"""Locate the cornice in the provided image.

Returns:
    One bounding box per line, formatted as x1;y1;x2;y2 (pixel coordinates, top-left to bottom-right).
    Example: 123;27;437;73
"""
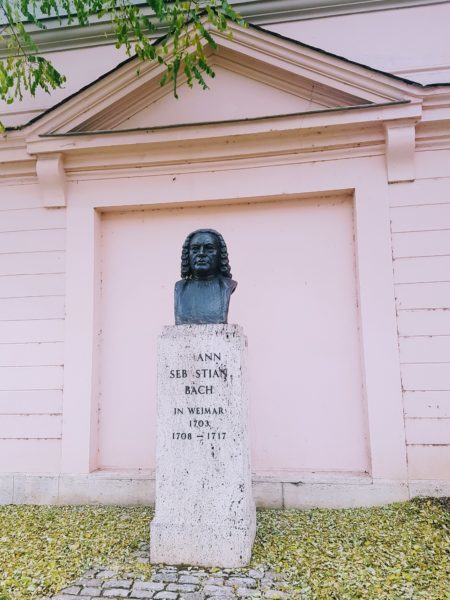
0;115;384;184
26;101;419;153
19;102;416;192
4;103;450;186
0;0;447;54
416;120;450;150
0;161;37;184
233;0;450;22
62;145;385;183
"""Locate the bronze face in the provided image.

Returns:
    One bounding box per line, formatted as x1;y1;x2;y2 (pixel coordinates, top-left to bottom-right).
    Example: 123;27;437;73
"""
188;232;220;280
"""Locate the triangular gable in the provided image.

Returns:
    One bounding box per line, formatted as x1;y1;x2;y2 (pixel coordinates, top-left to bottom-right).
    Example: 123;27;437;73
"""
24;20;423;138
77;55;367;133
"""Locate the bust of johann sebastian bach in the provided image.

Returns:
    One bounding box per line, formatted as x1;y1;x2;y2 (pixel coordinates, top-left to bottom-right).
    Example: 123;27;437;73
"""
175;229;237;325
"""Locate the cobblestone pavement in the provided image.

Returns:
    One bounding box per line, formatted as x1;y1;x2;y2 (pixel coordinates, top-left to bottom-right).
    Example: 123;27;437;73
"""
51;543;289;600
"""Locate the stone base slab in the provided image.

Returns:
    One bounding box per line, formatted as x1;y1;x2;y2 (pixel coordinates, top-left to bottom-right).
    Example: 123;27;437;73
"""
150;518;256;567
1;472;449;506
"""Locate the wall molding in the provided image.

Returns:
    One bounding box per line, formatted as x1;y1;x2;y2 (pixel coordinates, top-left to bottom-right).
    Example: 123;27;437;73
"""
0;0;447;54
2;472;448;507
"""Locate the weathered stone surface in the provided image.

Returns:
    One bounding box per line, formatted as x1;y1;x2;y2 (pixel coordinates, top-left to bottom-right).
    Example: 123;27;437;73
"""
79;587;101;596
236;589;262;597
79;578;101;586
205;577;224;585
248;570;264;580
82;569;99;578
179;575;200;584
166;583;197;592
154;592;178;599
96;569;117;578
59;587;81;595
225;578;256;588
102;588;130;597
152;573;177;583
103;579;132;588
133;581;165;591
150;325;256;567
204;585;234;595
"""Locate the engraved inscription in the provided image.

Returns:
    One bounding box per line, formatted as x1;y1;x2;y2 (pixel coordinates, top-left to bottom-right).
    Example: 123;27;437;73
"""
170;369;188;378
185;385;213;395
194;352;221;361
168;350;228;444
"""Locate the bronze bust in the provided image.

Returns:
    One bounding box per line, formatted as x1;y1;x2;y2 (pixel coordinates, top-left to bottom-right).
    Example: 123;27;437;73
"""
175;229;237;325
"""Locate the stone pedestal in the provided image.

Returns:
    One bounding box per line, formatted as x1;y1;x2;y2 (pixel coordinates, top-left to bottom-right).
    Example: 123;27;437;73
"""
150;324;256;567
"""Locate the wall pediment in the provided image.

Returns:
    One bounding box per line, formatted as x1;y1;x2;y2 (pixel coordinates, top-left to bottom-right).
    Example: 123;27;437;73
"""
26;21;419;138
69;51;368;133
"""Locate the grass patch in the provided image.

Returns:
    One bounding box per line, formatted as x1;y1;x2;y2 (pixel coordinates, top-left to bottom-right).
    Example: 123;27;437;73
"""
253;498;450;599
0;498;448;599
0;505;154;599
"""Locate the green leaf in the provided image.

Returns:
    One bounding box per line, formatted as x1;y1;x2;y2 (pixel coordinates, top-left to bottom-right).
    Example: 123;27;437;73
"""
0;0;248;131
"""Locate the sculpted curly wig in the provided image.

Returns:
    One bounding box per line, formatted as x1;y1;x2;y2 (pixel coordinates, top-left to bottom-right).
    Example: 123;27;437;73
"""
180;229;232;279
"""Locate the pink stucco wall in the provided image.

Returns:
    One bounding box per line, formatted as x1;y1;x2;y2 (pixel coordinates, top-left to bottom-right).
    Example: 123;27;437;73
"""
389;178;450;479
269;3;450;84
0;2;449;504
0;185;65;472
